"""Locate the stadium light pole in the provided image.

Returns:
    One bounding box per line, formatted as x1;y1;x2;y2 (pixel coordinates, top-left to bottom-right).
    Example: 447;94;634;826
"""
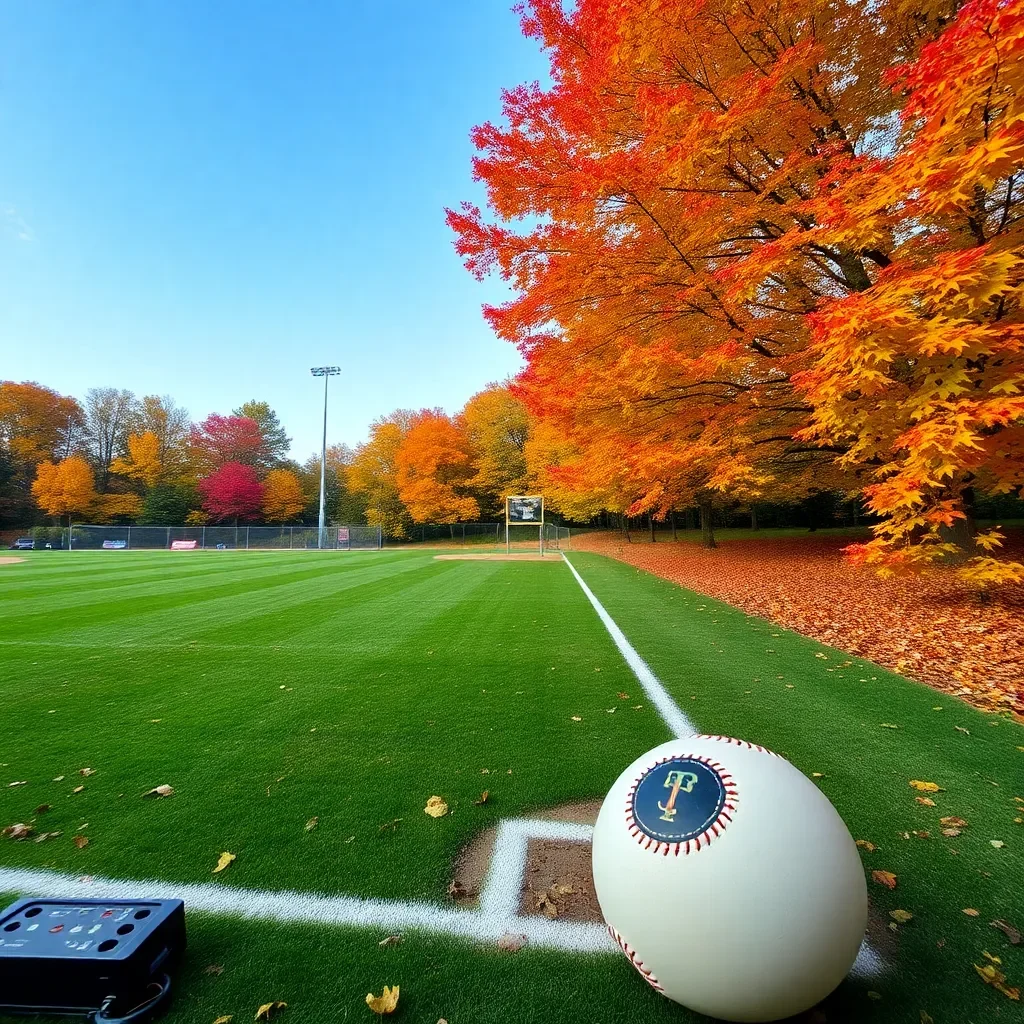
310;366;341;549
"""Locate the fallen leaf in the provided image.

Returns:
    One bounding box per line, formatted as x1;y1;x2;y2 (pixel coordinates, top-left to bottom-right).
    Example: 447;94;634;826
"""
983;951;1002;964
940;816;967;828
872;870;898;890
963;908;980;916
473;791;489;806
424;796;448;818
378;935;402;948
254;1002;287;1021
8;781;27;788
811;772;825;778
991;919;1022;945
920;1012;934;1024
73;835;89;849
974;962;1020;1000
942;828;962;837
617;692;629;700
34;804;51;815
72;786;85;794
570;716;581;722
890;910;913;924
304;817;319;831
142;785;175;799
867;991;882;1000
213;852;236;874
204;964;225;976
2;823;34;840
856;840;877;852
213;1017;233;1024
910;780;943;793
955;726;970;735
496;932;527;952
34;831;62;843
990;840;1005;849
365;986;399;1015
912;830;931;839
880;723;900;729
447;879;468;899
52;776;65;782
79;768;96;777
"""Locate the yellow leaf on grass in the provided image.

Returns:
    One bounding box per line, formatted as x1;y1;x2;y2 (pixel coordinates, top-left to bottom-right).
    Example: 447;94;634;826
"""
213;852;236;874
963;908;980;916
991;840;1005;849
920;1012;934;1024
856;840;876;852
915;797;936;807
890;910;913;924
254;1002;287;1021
910;780;943;793
305;817;319;831
213;1016;233;1024
974;963;1020;1000
365;986;399;1015
424;796;448;818
73;835;89;849
142;785;175;799
940;816;967;827
872;870;898;890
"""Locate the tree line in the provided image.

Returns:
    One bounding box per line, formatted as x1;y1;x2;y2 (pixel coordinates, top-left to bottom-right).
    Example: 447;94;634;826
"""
0;380;573;537
447;0;1024;584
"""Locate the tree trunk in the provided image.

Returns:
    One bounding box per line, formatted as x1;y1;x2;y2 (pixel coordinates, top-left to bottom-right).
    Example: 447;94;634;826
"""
670;510;677;541
623;514;632;544
751;504;759;531
700;499;717;549
938;486;978;561
649;514;656;542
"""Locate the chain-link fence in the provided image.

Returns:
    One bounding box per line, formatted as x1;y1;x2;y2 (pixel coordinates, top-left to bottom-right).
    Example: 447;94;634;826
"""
68;524;382;551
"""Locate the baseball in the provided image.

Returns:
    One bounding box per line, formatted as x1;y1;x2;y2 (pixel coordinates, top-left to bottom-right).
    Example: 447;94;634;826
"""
592;735;868;1022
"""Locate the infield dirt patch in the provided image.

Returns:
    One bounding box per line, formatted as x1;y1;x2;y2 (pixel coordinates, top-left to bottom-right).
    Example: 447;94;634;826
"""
0;557;25;565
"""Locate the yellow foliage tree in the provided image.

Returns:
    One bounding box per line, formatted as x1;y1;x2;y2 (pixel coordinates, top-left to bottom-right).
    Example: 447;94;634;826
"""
31;456;96;528
348;414;413;538
111;431;163;488
462;385;530;513
262;468;307;522
91;493;143;524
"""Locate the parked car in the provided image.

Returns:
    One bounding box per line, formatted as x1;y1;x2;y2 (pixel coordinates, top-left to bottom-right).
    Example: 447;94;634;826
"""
10;537;34;550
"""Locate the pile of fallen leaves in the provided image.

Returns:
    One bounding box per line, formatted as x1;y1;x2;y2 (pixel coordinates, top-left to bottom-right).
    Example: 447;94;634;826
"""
573;531;1024;717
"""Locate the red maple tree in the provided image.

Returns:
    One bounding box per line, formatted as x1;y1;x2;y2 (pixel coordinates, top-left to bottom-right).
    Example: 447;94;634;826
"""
197;462;264;523
190;415;266;473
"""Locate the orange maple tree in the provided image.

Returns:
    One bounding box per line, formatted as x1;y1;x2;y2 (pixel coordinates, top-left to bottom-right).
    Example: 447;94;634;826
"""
395;410;480;524
450;0;1023;578
111;431;164;488
31;456;96;528
262;468;307;522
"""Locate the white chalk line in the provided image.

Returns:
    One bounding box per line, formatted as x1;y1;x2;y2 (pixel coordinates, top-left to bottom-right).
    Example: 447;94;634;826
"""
560;552;884;980
561;553;695;738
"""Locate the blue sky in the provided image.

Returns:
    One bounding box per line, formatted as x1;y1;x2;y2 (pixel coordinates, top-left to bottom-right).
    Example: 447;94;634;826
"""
0;2;546;460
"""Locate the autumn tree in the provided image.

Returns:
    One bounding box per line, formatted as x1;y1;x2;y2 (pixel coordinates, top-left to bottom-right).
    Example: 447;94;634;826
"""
233;400;291;469
197;462;264;524
450;0;1023;570
190;415;265;474
138;395;191;481
84;388;140;490
395;410;480;524
462;385;530;513
348;413;414;538
262;468;306;522
92;493;143;524
0;382;85;467
31;456;96;529
111;431;164;488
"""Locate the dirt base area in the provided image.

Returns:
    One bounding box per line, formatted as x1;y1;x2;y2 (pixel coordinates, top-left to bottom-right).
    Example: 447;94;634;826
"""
572;531;1024;717
452;801;603;921
433;553;563;561
0;557;25;565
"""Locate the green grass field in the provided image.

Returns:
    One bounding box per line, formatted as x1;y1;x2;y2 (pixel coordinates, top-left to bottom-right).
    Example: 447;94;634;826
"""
1;550;1022;1023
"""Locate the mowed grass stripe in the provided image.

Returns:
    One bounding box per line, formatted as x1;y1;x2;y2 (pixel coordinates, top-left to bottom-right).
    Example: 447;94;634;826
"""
0;551;420;622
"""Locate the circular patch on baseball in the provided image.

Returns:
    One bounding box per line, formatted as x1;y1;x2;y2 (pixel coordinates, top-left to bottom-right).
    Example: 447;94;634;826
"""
629;756;727;844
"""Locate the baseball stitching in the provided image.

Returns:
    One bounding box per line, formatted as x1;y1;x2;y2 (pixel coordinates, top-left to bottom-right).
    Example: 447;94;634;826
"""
693;734;780;756
608;925;665;993
624;754;738;856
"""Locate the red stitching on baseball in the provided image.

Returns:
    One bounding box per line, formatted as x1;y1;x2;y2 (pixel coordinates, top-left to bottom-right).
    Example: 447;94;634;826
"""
694;733;780;756
624;753;738;855
608;925;665;993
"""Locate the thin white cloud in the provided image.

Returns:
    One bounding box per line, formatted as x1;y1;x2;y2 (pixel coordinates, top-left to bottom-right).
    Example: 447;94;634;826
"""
1;203;34;242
